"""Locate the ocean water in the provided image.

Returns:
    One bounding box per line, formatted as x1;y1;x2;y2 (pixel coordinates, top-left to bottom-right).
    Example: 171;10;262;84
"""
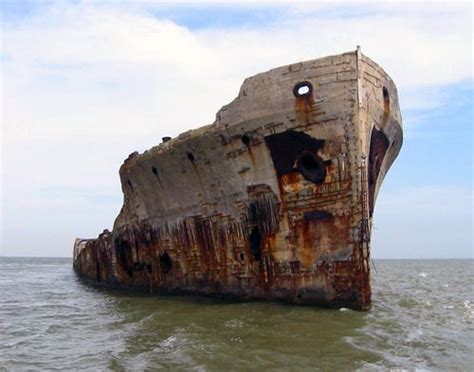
0;257;472;371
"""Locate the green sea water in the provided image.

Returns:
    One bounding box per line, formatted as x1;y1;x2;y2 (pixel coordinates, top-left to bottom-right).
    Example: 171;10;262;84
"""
0;257;472;371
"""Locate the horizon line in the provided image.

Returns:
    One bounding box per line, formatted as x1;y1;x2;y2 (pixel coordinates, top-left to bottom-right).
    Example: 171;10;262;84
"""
1;255;473;260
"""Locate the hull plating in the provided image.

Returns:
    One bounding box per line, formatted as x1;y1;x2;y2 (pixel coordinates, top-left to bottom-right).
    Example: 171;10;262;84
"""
73;49;402;310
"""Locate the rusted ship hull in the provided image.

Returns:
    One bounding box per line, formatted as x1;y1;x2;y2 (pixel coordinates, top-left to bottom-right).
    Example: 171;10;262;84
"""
73;48;402;310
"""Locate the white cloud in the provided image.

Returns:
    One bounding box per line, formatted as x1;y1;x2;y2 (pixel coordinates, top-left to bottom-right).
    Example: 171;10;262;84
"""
0;2;472;256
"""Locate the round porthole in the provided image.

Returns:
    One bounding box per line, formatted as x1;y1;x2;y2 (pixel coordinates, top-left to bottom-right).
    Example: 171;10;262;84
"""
293;81;313;98
296;151;326;183
241;134;251;146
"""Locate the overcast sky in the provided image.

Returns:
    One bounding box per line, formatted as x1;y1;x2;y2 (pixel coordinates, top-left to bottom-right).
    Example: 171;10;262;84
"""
1;1;472;258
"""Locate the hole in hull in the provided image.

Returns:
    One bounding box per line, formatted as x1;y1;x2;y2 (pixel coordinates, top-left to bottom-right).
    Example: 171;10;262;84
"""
264;130;325;176
297;151;326;183
368;127;389;216
115;238;133;277
293;81;313;98
159;252;172;274
249;227;262;261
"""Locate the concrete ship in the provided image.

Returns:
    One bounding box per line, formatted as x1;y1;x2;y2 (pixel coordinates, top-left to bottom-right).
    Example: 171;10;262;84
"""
73;47;402;310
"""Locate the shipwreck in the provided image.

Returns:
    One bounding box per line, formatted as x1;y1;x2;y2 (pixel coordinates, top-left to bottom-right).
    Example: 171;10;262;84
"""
73;47;402;310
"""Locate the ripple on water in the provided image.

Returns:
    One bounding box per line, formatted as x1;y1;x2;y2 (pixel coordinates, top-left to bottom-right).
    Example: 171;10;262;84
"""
0;258;473;370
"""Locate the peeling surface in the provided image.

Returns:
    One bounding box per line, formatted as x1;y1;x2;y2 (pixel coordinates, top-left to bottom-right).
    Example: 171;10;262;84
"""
73;49;402;310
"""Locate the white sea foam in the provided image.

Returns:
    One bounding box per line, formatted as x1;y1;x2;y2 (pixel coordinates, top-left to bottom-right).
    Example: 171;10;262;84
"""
224;319;243;328
463;300;474;319
159;335;178;349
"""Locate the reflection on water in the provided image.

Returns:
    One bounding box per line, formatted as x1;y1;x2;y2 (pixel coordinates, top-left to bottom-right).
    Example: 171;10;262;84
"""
0;257;472;371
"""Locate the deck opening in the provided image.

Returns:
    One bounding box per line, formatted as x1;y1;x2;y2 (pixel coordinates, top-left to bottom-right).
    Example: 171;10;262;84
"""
293;81;313;98
159;252;172;274
249;227;262;261
297;151;326;183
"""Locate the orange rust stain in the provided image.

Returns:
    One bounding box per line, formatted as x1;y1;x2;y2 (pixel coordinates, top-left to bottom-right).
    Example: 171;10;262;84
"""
247;145;257;169
294;94;314;124
75;170;370;310
296;215;351;271
300;219;313;269
330;260;372;310
280;171;303;193
264;234;277;255
276;177;289;213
